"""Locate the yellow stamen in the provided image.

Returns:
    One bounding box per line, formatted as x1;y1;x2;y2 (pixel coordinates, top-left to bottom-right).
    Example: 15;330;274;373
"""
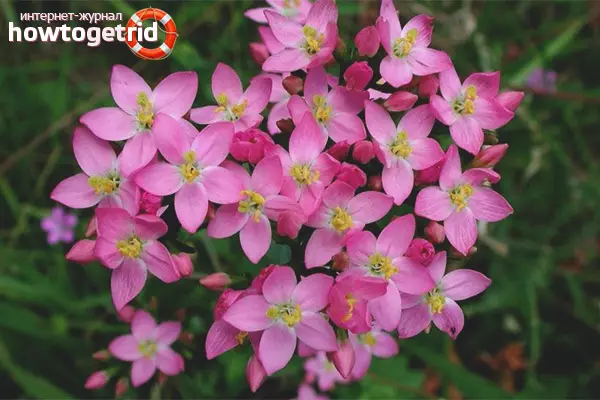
465;85;478;100
290;164;320;185
116;236;143;258
231;100;248;119
237;190;265;222
392;29;418;58
215;93;228;113
179;152;200;183
302;25;324;55
265;304;302;327
312;94;332;123
342;293;357;322
390;131;412;159
368;253;398;280
426;291;445;314
235;331;249;345
363;332;377;347
453;87;477;116
88;175;119;195
136;92;154;129
449;184;473;211
331;207;353;233
138;340;157;359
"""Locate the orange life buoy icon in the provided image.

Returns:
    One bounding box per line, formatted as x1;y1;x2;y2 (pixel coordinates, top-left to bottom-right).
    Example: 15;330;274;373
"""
125;8;177;60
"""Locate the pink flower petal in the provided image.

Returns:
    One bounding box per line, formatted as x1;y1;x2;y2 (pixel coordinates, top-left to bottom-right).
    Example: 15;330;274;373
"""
444;209;477;256
408;138;445;171
131;358;156;388
497;91;524;112
429;94;457;126
133;214;168;241
397;302;431;338
414;186;453;221
175;183;208;233
212;63;243;103
223;295;272;332
305;0;338;33
264;11;304;46
351;341;372;380
375;15;392;54
141;241;179;283
392;257;435;294
245;7;269;23
322;180;354;209
155;322;181;346
463;72;500;98
299;181;325;217
377;214;414;258
295;312;337;351
403;15;434;47
407;48;452;76
461;168;501;186
73;126;116;177
259;324;297;375
398;104;435;140
369;283;402;330
192;122;235;167
304;67;329;106
440;269;491;301
262;49;310;73
268;101;291;134
120;133;157;177
450;117;483;155
51;173;100;209
152;114;189;165
251;157;283;198
80;107;136;141
328;87;369;115
382;161;414;206
95;207;133;240
439;144;462;190
131;310;156;341
372;332;399;357
111;258;147;311
110;65;151;114
240;215;272;264
109;335;141;361
202;166;244;204
292;274;334;312
380;56;412;88
189;106;221;125
365;101;396;144
432;297;464;339
206;319;240;360
135;162;182;196
243;77;272;115
348;190;393;224
156;348;184;376
259;26;286;54
439;67;462;101
262;265;297;304
305;228;344;269
287;95;312;124
312;153;340;185
153;72;198;118
473;98;514;130
427;251;447;283
327;113;366;144
346;230;377;266
467;187;513;222
94;237;123;269
208;204;248;238
290;113;327;164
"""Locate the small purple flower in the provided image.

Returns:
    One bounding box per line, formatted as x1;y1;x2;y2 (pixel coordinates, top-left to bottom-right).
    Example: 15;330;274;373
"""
41;207;77;244
526;68;557;92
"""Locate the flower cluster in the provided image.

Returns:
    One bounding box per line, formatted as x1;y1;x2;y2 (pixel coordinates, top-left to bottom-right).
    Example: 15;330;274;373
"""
52;0;522;393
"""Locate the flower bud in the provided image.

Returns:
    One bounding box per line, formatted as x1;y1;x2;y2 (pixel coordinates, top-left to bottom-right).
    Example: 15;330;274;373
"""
497;91;524;112
328;340;355;379
172;253;193;278
92;350;111;361
66;240;96;264
115;377;129;397
368;175;383;191
199;272;231;291
207;203;217;221
336;163;367;190
484;133;499;145
179;331;194;345
415;157;444;185
383;91;418;112
230;129;276;165
327;140;351;161
140;191;162;215
84;371;109;390
276;118;295;135
85;216;97;237
117;305;135;323
277;210;305;239
344;62;373;91
246;355;267;393
472;144;509;168
249;42;269;66
332;251;350;272
352;140;375;164
283;75;304;95
406;238;435;266
250;265;276;294
424;221;445;244
214;289;244;319
418;74;439;97
355;26;380;57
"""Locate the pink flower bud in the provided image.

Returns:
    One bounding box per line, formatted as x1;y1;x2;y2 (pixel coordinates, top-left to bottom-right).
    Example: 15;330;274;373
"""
283;75;304;95
66;240;96;264
250;265;276;294
472;144;509;168
246;354;267;393
230;129;276;165
158;372;167;385
277;210;305;239
85;216;97;237
383;90;418;112
344;61;373;91
172;253;193;278
406;238;435;266
327;140;351;161
117;305;136;323
497;91;524;111
424;221;445;244
328;340;355;379
200;272;231;291
418;74;439;97
354;26;380;57
332;251;350;272
368;175;383;191
139;191;162;215
352;140;375;164
276;118;295;134
115;377;128;397
84;370;109;390
92;350;110;361
336;163;367;190
249;42;269;66
415;157;444;186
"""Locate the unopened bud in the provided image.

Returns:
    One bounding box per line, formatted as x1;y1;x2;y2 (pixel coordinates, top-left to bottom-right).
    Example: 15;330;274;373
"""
179;331;194;346
115;377;129;397
66;239;96;264
84;370;109;390
276;118;295;135
283;75;304;95
92;350;111;361
206;203;217;221
328;339;355;379
332;251;350;271
354;26;380;57
472;144;509;168
172;253;193;278
117;305;135;323
246;355;267;393
327;140;351;161
344;62;373;91
418;74;439;97
368;175;383;191
352;140;375;164
199;272;231;291
424;221;445;244
336;163;367;190
249;43;269;66
384;90;418;112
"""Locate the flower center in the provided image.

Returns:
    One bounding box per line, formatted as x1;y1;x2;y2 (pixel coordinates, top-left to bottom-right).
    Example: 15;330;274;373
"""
214;93;248;121
302;25;324;55
330;207;353;233
368;253;397;280
426;290;445;314
88;173;120;195
237;190;265;222
452;86;477;116
282;0;301;16
136;92;154;130
392;28;418;58
235;331;248;345
266;303;302;327
290;164;320;185
361;332;377;347
449;184;473;211
342;293;356;322
312;95;332;123
179;151;200;183
116;235;143;258
138;340;157;359
390;131;412;159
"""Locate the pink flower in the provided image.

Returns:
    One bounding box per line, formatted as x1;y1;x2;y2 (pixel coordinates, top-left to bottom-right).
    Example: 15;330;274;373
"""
223;266;337;375
84;370;109;390
354;26;380;57
344;215;435;330
335;163;367;190
397;252;490;339
415;145;513;255
80;65;197;176
118;305;136;323
66;239;96;264
259;73;292;134
383;90;418;112
41;207;77;244
343;62;373;91
51;126;140;216
298;384;329;400
94;208;180;310
377;4;451;88
135;114;243;233
405;238;436;266
365;102;444;205
172;253;193;277
262;0;338;72
327;141;351;161
190;63;272;132
472;144;508;168
352;140;375;164
429;68;514;154
304;180;393;268
288;67;368;144
109;310;184;387
275;113;340;215
230;129;276;164
245;0;313;24
139;191;162;215
304;352;348;391
349;326;398;380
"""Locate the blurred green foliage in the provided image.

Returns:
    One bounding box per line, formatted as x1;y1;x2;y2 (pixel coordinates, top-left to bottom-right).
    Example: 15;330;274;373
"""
1;0;600;398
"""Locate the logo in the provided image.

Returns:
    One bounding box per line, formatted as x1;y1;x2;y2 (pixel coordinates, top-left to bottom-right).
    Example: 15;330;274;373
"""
125;8;178;60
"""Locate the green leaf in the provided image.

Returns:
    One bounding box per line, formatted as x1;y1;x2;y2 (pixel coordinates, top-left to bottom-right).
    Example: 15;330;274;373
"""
265;243;292;265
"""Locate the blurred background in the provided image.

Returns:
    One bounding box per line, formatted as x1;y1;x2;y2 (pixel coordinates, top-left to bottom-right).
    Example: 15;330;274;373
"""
1;0;600;398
